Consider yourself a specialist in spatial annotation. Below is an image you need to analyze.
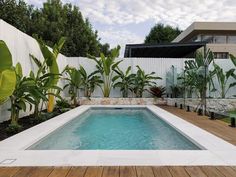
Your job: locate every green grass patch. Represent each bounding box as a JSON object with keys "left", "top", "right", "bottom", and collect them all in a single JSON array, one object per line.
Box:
[
  {"left": 219, "top": 110, "right": 236, "bottom": 124},
  {"left": 220, "top": 117, "right": 231, "bottom": 124}
]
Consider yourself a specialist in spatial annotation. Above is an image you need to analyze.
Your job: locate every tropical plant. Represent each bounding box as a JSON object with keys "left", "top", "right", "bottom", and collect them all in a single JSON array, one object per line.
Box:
[
  {"left": 183, "top": 50, "right": 214, "bottom": 112},
  {"left": 79, "top": 65, "right": 102, "bottom": 98},
  {"left": 133, "top": 66, "right": 161, "bottom": 98},
  {"left": 230, "top": 54, "right": 236, "bottom": 76},
  {"left": 113, "top": 66, "right": 136, "bottom": 97},
  {"left": 0, "top": 40, "right": 16, "bottom": 104},
  {"left": 87, "top": 45, "right": 122, "bottom": 97},
  {"left": 170, "top": 85, "right": 183, "bottom": 98},
  {"left": 149, "top": 86, "right": 166, "bottom": 98},
  {"left": 9, "top": 63, "right": 47, "bottom": 130},
  {"left": 211, "top": 62, "right": 236, "bottom": 98},
  {"left": 36, "top": 36, "right": 66, "bottom": 112},
  {"left": 56, "top": 98, "right": 71, "bottom": 109},
  {"left": 29, "top": 53, "right": 62, "bottom": 118},
  {"left": 63, "top": 65, "right": 82, "bottom": 107}
]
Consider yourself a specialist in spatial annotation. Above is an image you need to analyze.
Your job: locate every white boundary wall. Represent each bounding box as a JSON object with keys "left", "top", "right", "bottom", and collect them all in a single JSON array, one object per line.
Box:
[{"left": 0, "top": 19, "right": 236, "bottom": 122}]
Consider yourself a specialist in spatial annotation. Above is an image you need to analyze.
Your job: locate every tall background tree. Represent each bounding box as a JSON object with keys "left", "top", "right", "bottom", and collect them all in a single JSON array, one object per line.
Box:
[
  {"left": 145, "top": 23, "right": 182, "bottom": 44},
  {"left": 0, "top": 0, "right": 111, "bottom": 57}
]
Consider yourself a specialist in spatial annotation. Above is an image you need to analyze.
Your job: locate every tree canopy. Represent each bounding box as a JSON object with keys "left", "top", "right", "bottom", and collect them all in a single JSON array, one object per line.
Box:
[
  {"left": 145, "top": 23, "right": 182, "bottom": 44},
  {"left": 0, "top": 0, "right": 110, "bottom": 57}
]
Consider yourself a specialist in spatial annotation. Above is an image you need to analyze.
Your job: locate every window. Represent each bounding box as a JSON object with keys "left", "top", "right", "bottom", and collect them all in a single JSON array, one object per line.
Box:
[
  {"left": 213, "top": 36, "right": 226, "bottom": 44},
  {"left": 191, "top": 35, "right": 201, "bottom": 42},
  {"left": 201, "top": 35, "right": 213, "bottom": 43},
  {"left": 213, "top": 52, "right": 229, "bottom": 59},
  {"left": 228, "top": 36, "right": 236, "bottom": 44}
]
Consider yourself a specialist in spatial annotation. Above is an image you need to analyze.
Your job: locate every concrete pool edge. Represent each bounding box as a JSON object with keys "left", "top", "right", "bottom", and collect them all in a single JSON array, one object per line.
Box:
[{"left": 0, "top": 105, "right": 236, "bottom": 166}]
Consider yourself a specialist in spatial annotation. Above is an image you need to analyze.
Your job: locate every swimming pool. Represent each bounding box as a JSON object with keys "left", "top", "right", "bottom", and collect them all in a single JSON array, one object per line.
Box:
[
  {"left": 0, "top": 105, "right": 235, "bottom": 166},
  {"left": 29, "top": 108, "right": 200, "bottom": 150}
]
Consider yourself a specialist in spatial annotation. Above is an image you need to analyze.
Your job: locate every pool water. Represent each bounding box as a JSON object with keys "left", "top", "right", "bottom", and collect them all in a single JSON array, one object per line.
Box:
[{"left": 29, "top": 108, "right": 201, "bottom": 150}]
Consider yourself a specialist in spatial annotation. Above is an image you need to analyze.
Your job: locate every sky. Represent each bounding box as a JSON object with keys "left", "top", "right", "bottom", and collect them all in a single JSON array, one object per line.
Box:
[{"left": 26, "top": 0, "right": 236, "bottom": 55}]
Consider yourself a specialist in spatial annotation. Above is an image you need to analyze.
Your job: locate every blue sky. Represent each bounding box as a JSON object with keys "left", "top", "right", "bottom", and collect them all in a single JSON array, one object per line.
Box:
[{"left": 26, "top": 0, "right": 236, "bottom": 55}]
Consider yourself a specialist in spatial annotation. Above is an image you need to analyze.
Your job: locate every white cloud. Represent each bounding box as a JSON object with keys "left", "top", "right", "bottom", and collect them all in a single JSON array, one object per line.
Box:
[
  {"left": 26, "top": 0, "right": 236, "bottom": 52},
  {"left": 98, "top": 28, "right": 143, "bottom": 56},
  {"left": 75, "top": 0, "right": 236, "bottom": 29}
]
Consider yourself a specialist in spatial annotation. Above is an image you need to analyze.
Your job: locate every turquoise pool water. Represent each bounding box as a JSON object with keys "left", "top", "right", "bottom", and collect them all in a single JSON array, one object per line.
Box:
[{"left": 29, "top": 108, "right": 201, "bottom": 150}]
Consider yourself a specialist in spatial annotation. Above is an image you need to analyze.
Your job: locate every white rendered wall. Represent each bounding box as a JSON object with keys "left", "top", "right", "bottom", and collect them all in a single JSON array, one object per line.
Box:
[{"left": 0, "top": 19, "right": 236, "bottom": 122}]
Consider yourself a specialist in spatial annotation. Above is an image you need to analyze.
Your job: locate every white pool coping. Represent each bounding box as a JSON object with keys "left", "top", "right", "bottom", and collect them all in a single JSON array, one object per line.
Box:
[{"left": 0, "top": 105, "right": 236, "bottom": 166}]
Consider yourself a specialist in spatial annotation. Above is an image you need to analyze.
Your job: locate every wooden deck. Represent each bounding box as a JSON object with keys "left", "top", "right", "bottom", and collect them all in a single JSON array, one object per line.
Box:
[
  {"left": 1, "top": 105, "right": 236, "bottom": 176},
  {"left": 159, "top": 105, "right": 236, "bottom": 146},
  {"left": 0, "top": 166, "right": 236, "bottom": 177}
]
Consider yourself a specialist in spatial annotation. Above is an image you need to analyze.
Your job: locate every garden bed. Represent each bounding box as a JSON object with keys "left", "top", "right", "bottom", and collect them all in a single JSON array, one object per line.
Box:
[{"left": 0, "top": 108, "right": 70, "bottom": 141}]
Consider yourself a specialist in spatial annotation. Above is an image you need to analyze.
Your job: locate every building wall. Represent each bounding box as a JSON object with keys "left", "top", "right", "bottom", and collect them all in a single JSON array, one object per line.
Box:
[
  {"left": 207, "top": 43, "right": 236, "bottom": 57},
  {"left": 173, "top": 22, "right": 236, "bottom": 43}
]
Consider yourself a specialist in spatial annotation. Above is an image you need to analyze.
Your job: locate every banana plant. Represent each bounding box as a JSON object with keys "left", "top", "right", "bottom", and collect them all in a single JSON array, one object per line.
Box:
[
  {"left": 63, "top": 65, "right": 82, "bottom": 107},
  {"left": 0, "top": 40, "right": 16, "bottom": 104},
  {"left": 230, "top": 54, "right": 236, "bottom": 67},
  {"left": 113, "top": 66, "right": 136, "bottom": 97},
  {"left": 29, "top": 54, "right": 62, "bottom": 118},
  {"left": 133, "top": 66, "right": 162, "bottom": 98},
  {"left": 9, "top": 63, "right": 47, "bottom": 128},
  {"left": 183, "top": 50, "right": 214, "bottom": 113},
  {"left": 212, "top": 62, "right": 236, "bottom": 98},
  {"left": 87, "top": 45, "right": 122, "bottom": 97},
  {"left": 79, "top": 65, "right": 102, "bottom": 98},
  {"left": 230, "top": 54, "right": 236, "bottom": 80},
  {"left": 36, "top": 37, "right": 65, "bottom": 112}
]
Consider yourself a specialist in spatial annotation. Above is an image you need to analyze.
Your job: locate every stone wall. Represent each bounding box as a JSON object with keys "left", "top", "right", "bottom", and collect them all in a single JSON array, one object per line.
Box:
[
  {"left": 166, "top": 98, "right": 236, "bottom": 113},
  {"left": 80, "top": 97, "right": 167, "bottom": 105}
]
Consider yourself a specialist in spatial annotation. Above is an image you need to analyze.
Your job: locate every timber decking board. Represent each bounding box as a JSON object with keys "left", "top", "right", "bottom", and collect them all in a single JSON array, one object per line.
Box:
[
  {"left": 168, "top": 166, "right": 190, "bottom": 177},
  {"left": 158, "top": 105, "right": 236, "bottom": 146},
  {"left": 47, "top": 167, "right": 71, "bottom": 177},
  {"left": 136, "top": 167, "right": 155, "bottom": 177},
  {"left": 0, "top": 167, "right": 20, "bottom": 177},
  {"left": 152, "top": 166, "right": 172, "bottom": 177},
  {"left": 184, "top": 166, "right": 207, "bottom": 177},
  {"left": 216, "top": 166, "right": 236, "bottom": 177},
  {"left": 120, "top": 166, "right": 137, "bottom": 177},
  {"left": 102, "top": 167, "right": 119, "bottom": 177},
  {"left": 83, "top": 167, "right": 103, "bottom": 177},
  {"left": 0, "top": 166, "right": 235, "bottom": 177},
  {"left": 201, "top": 166, "right": 225, "bottom": 177},
  {"left": 66, "top": 167, "right": 87, "bottom": 177}
]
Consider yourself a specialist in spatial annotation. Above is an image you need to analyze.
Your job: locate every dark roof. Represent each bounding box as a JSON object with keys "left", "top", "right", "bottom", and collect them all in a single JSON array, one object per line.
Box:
[{"left": 124, "top": 42, "right": 206, "bottom": 58}]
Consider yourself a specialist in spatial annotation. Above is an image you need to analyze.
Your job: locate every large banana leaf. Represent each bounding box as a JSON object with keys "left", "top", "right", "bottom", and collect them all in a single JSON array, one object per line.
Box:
[
  {"left": 15, "top": 63, "right": 23, "bottom": 78},
  {"left": 230, "top": 54, "right": 236, "bottom": 67},
  {"left": 0, "top": 40, "right": 12, "bottom": 71},
  {"left": 36, "top": 37, "right": 65, "bottom": 87},
  {"left": 0, "top": 40, "right": 16, "bottom": 103},
  {"left": 0, "top": 69, "right": 16, "bottom": 103}
]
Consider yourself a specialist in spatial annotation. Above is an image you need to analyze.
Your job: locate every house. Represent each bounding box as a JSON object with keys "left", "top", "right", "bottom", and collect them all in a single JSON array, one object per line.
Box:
[
  {"left": 125, "top": 22, "right": 236, "bottom": 59},
  {"left": 173, "top": 22, "right": 236, "bottom": 59}
]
